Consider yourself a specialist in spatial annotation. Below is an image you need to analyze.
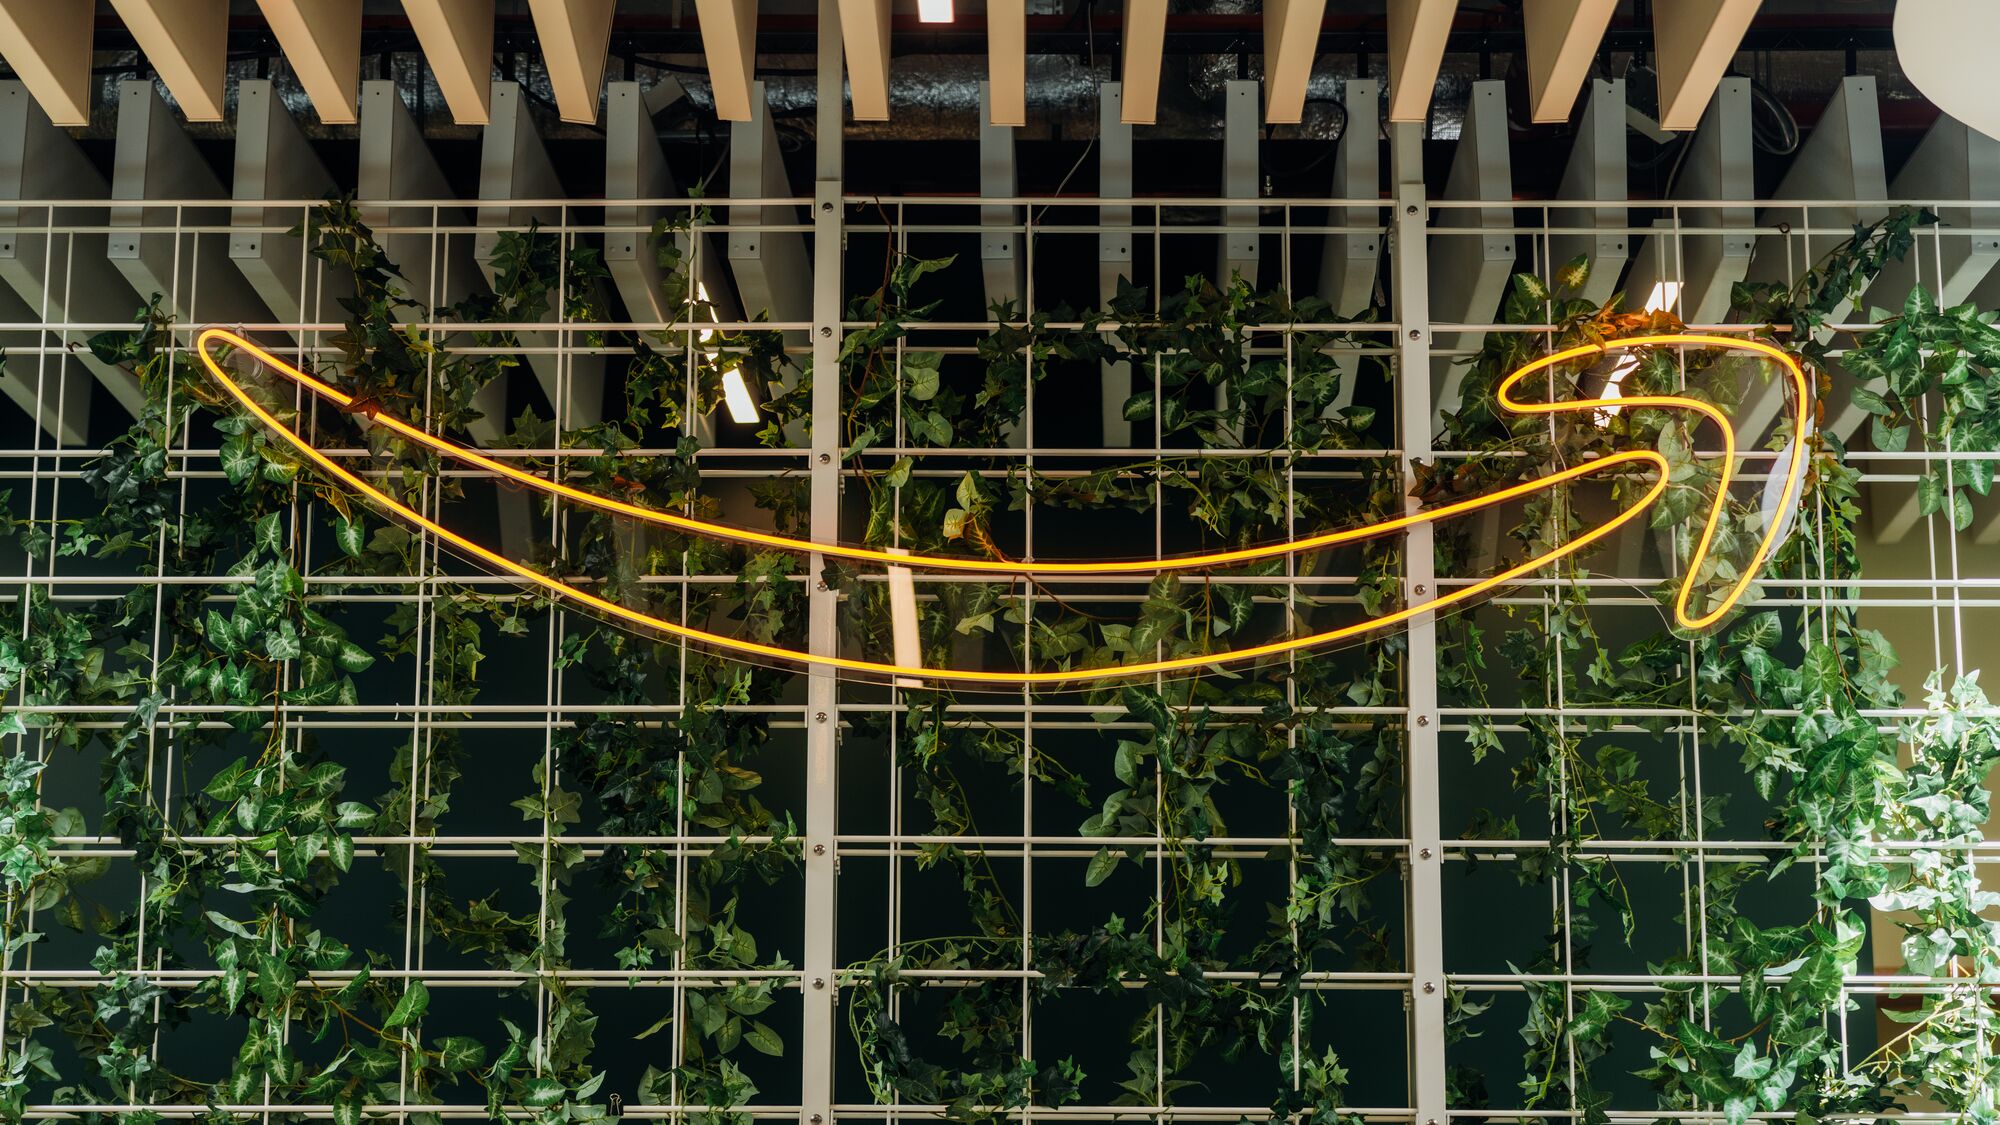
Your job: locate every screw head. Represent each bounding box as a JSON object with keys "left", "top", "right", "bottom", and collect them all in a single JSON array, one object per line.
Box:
[
  {"left": 1416, "top": 715, "right": 1430, "bottom": 727},
  {"left": 812, "top": 1117, "right": 824, "bottom": 1125},
  {"left": 817, "top": 452, "right": 832, "bottom": 464},
  {"left": 1418, "top": 847, "right": 1433, "bottom": 860},
  {"left": 819, "top": 325, "right": 833, "bottom": 338},
  {"left": 1408, "top": 328, "right": 1422, "bottom": 341},
  {"left": 820, "top": 201, "right": 835, "bottom": 214},
  {"left": 1413, "top": 583, "right": 1427, "bottom": 596},
  {"left": 815, "top": 580, "right": 829, "bottom": 592},
  {"left": 815, "top": 711, "right": 829, "bottom": 723},
  {"left": 1405, "top": 203, "right": 1419, "bottom": 216},
  {"left": 813, "top": 843, "right": 826, "bottom": 855},
  {"left": 812, "top": 977, "right": 826, "bottom": 989},
  {"left": 1422, "top": 982, "right": 1437, "bottom": 994}
]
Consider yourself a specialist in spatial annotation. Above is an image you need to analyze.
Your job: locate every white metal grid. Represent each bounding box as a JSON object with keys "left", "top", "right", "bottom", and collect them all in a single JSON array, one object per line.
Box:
[{"left": 0, "top": 179, "right": 1992, "bottom": 1125}]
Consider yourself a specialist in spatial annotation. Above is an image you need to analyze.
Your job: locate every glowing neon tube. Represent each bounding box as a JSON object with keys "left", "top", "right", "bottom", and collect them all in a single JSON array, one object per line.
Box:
[{"left": 194, "top": 328, "right": 1809, "bottom": 684}]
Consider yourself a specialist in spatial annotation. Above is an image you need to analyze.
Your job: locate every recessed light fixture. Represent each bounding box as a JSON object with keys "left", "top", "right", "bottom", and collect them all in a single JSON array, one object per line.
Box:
[
  {"left": 917, "top": 0, "right": 954, "bottom": 22},
  {"left": 1643, "top": 280, "right": 1682, "bottom": 315},
  {"left": 721, "top": 368, "right": 762, "bottom": 424},
  {"left": 695, "top": 282, "right": 761, "bottom": 423}
]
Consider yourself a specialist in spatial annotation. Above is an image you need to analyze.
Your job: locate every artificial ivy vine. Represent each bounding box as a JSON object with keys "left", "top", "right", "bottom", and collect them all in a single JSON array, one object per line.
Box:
[{"left": 0, "top": 194, "right": 1991, "bottom": 1125}]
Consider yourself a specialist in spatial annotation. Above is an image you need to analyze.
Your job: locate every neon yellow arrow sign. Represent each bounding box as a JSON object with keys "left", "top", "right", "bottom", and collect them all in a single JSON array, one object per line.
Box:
[{"left": 195, "top": 328, "right": 1808, "bottom": 685}]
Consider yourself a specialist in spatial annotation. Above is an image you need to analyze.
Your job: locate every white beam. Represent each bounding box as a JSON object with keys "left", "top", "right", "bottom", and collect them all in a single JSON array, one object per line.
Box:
[
  {"left": 1212, "top": 77, "right": 1261, "bottom": 444},
  {"left": 1654, "top": 0, "right": 1760, "bottom": 131},
  {"left": 401, "top": 0, "right": 495, "bottom": 125},
  {"left": 1625, "top": 76, "right": 1753, "bottom": 326},
  {"left": 1317, "top": 77, "right": 1381, "bottom": 416},
  {"left": 606, "top": 79, "right": 736, "bottom": 326},
  {"left": 1524, "top": 0, "right": 1615, "bottom": 123},
  {"left": 1262, "top": 0, "right": 1327, "bottom": 124},
  {"left": 728, "top": 81, "right": 812, "bottom": 333},
  {"left": 0, "top": 83, "right": 137, "bottom": 438},
  {"left": 839, "top": 0, "right": 892, "bottom": 121},
  {"left": 109, "top": 80, "right": 272, "bottom": 326},
  {"left": 695, "top": 0, "right": 758, "bottom": 121},
  {"left": 1319, "top": 78, "right": 1381, "bottom": 317},
  {"left": 715, "top": 81, "right": 808, "bottom": 444},
  {"left": 108, "top": 0, "right": 228, "bottom": 122},
  {"left": 1121, "top": 0, "right": 1168, "bottom": 126},
  {"left": 255, "top": 0, "right": 362, "bottom": 125},
  {"left": 1550, "top": 78, "right": 1627, "bottom": 305},
  {"left": 1871, "top": 114, "right": 2000, "bottom": 545},
  {"left": 0, "top": 1, "right": 93, "bottom": 126},
  {"left": 979, "top": 82, "right": 1023, "bottom": 311},
  {"left": 1219, "top": 78, "right": 1260, "bottom": 286},
  {"left": 0, "top": 283, "right": 89, "bottom": 445},
  {"left": 1872, "top": 114, "right": 2000, "bottom": 311},
  {"left": 1386, "top": 0, "right": 1457, "bottom": 124},
  {"left": 356, "top": 79, "right": 494, "bottom": 417},
  {"left": 477, "top": 81, "right": 605, "bottom": 427},
  {"left": 357, "top": 79, "right": 528, "bottom": 551},
  {"left": 1743, "top": 76, "right": 1885, "bottom": 445},
  {"left": 979, "top": 81, "right": 1025, "bottom": 447},
  {"left": 605, "top": 78, "right": 728, "bottom": 446},
  {"left": 231, "top": 79, "right": 350, "bottom": 326},
  {"left": 1100, "top": 82, "right": 1134, "bottom": 445},
  {"left": 528, "top": 0, "right": 614, "bottom": 123},
  {"left": 1429, "top": 79, "right": 1514, "bottom": 419},
  {"left": 988, "top": 0, "right": 1026, "bottom": 126}
]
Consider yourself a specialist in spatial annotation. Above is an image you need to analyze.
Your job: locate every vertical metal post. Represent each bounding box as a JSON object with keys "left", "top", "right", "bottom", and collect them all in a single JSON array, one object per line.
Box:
[
  {"left": 802, "top": 2, "right": 844, "bottom": 1123},
  {"left": 1389, "top": 121, "right": 1447, "bottom": 1125}
]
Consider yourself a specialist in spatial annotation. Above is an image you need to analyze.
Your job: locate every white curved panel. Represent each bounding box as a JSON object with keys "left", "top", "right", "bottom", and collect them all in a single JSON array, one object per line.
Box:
[{"left": 1896, "top": 0, "right": 2000, "bottom": 142}]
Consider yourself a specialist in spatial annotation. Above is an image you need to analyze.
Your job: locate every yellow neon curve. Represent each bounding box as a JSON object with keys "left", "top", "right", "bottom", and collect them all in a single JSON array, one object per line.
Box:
[{"left": 194, "top": 328, "right": 1809, "bottom": 684}]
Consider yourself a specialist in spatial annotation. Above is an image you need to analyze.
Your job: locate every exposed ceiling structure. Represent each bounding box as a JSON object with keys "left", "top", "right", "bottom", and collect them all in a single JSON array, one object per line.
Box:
[
  {"left": 0, "top": 1, "right": 1977, "bottom": 544},
  {"left": 0, "top": 2, "right": 1783, "bottom": 134}
]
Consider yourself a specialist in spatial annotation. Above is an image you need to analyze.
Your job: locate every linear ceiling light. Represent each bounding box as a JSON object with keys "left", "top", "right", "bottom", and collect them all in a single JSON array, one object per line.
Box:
[{"left": 197, "top": 329, "right": 1807, "bottom": 682}]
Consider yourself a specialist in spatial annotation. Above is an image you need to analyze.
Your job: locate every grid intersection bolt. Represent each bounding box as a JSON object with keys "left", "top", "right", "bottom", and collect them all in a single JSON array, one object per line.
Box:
[
  {"left": 1405, "top": 204, "right": 1419, "bottom": 216},
  {"left": 1416, "top": 715, "right": 1430, "bottom": 727},
  {"left": 1418, "top": 847, "right": 1432, "bottom": 860},
  {"left": 1408, "top": 329, "right": 1423, "bottom": 341},
  {"left": 815, "top": 711, "right": 829, "bottom": 723},
  {"left": 817, "top": 452, "right": 832, "bottom": 464},
  {"left": 813, "top": 977, "right": 826, "bottom": 989},
  {"left": 820, "top": 201, "right": 835, "bottom": 214},
  {"left": 1422, "top": 981, "right": 1437, "bottom": 994},
  {"left": 816, "top": 580, "right": 829, "bottom": 592},
  {"left": 819, "top": 325, "right": 834, "bottom": 338},
  {"left": 811, "top": 1117, "right": 824, "bottom": 1125},
  {"left": 813, "top": 843, "right": 826, "bottom": 855},
  {"left": 1413, "top": 584, "right": 1427, "bottom": 596}
]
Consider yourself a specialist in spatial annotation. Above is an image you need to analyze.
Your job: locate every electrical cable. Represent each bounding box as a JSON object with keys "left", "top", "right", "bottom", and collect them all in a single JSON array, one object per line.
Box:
[{"left": 1748, "top": 77, "right": 1801, "bottom": 156}]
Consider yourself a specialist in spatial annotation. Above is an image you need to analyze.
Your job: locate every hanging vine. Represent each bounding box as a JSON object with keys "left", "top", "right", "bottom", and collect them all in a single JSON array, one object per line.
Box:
[{"left": 0, "top": 192, "right": 1990, "bottom": 1125}]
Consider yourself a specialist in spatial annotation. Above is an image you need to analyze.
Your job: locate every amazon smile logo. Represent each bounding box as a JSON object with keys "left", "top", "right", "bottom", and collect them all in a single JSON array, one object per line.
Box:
[{"left": 194, "top": 327, "right": 1809, "bottom": 686}]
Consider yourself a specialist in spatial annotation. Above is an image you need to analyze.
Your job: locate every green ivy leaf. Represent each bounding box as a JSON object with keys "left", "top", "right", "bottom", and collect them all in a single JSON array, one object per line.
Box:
[
  {"left": 384, "top": 980, "right": 429, "bottom": 1030},
  {"left": 520, "top": 1077, "right": 567, "bottom": 1107},
  {"left": 332, "top": 1087, "right": 363, "bottom": 1125},
  {"left": 334, "top": 517, "right": 366, "bottom": 557},
  {"left": 436, "top": 1036, "right": 486, "bottom": 1073},
  {"left": 743, "top": 1020, "right": 784, "bottom": 1057},
  {"left": 1084, "top": 846, "right": 1125, "bottom": 887}
]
